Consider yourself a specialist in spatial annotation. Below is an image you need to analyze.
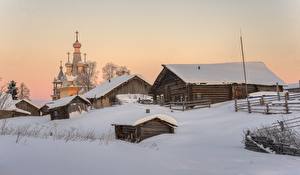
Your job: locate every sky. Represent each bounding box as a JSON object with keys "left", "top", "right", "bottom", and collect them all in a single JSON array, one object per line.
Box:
[{"left": 0, "top": 0, "right": 299, "bottom": 100}]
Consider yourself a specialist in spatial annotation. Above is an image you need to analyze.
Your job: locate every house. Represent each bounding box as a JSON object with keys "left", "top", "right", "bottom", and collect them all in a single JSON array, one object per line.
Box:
[
  {"left": 0, "top": 108, "right": 30, "bottom": 119},
  {"left": 112, "top": 114, "right": 177, "bottom": 143},
  {"left": 151, "top": 62, "right": 285, "bottom": 104},
  {"left": 285, "top": 81, "right": 300, "bottom": 93},
  {"left": 44, "top": 95, "right": 91, "bottom": 120},
  {"left": 14, "top": 99, "right": 41, "bottom": 116},
  {"left": 84, "top": 74, "right": 151, "bottom": 108}
]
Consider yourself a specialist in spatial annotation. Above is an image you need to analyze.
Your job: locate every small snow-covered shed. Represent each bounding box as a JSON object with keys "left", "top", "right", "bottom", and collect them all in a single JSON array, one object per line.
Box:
[
  {"left": 112, "top": 114, "right": 177, "bottom": 143},
  {"left": 285, "top": 81, "right": 300, "bottom": 93},
  {"left": 151, "top": 62, "right": 285, "bottom": 103},
  {"left": 44, "top": 95, "right": 91, "bottom": 120},
  {"left": 83, "top": 75, "right": 151, "bottom": 108},
  {"left": 14, "top": 99, "right": 40, "bottom": 116}
]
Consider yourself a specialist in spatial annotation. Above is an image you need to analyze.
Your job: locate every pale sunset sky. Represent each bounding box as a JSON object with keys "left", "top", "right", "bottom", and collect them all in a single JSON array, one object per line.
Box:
[{"left": 0, "top": 0, "right": 299, "bottom": 100}]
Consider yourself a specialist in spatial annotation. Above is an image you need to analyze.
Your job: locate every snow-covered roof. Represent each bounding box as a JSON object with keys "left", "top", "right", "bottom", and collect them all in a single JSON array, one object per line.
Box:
[
  {"left": 13, "top": 99, "right": 40, "bottom": 109},
  {"left": 113, "top": 114, "right": 177, "bottom": 126},
  {"left": 285, "top": 83, "right": 300, "bottom": 90},
  {"left": 46, "top": 95, "right": 90, "bottom": 110},
  {"left": 84, "top": 74, "right": 142, "bottom": 99},
  {"left": 164, "top": 62, "right": 285, "bottom": 85}
]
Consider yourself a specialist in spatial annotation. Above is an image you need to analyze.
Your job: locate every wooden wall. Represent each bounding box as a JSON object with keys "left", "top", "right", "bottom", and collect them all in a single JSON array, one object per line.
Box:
[
  {"left": 93, "top": 76, "right": 151, "bottom": 108},
  {"left": 114, "top": 118, "right": 175, "bottom": 143},
  {"left": 15, "top": 101, "right": 40, "bottom": 116},
  {"left": 0, "top": 110, "right": 29, "bottom": 119}
]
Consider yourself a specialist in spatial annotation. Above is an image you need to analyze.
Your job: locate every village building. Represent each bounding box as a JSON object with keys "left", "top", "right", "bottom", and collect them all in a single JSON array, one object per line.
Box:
[
  {"left": 112, "top": 114, "right": 177, "bottom": 143},
  {"left": 83, "top": 74, "right": 151, "bottom": 108},
  {"left": 13, "top": 99, "right": 41, "bottom": 116},
  {"left": 151, "top": 62, "right": 285, "bottom": 104},
  {"left": 0, "top": 108, "right": 30, "bottom": 119},
  {"left": 285, "top": 81, "right": 300, "bottom": 93},
  {"left": 43, "top": 95, "right": 91, "bottom": 120},
  {"left": 52, "top": 31, "right": 94, "bottom": 100}
]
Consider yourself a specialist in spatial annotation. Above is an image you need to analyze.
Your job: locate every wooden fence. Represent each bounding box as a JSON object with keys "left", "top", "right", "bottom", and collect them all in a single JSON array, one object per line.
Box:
[
  {"left": 166, "top": 99, "right": 211, "bottom": 111},
  {"left": 235, "top": 92, "right": 300, "bottom": 114},
  {"left": 245, "top": 117, "right": 300, "bottom": 156}
]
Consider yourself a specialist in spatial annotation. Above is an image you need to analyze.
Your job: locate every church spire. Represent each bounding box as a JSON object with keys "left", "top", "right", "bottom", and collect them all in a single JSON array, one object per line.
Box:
[{"left": 75, "top": 30, "right": 79, "bottom": 41}]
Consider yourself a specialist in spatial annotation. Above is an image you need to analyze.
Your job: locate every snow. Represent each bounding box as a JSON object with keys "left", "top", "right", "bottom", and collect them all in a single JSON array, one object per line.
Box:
[
  {"left": 1, "top": 102, "right": 300, "bottom": 175},
  {"left": 165, "top": 62, "right": 285, "bottom": 85},
  {"left": 116, "top": 94, "right": 152, "bottom": 104},
  {"left": 285, "top": 83, "right": 300, "bottom": 90},
  {"left": 46, "top": 95, "right": 90, "bottom": 109},
  {"left": 249, "top": 91, "right": 286, "bottom": 98},
  {"left": 84, "top": 74, "right": 141, "bottom": 99},
  {"left": 132, "top": 114, "right": 177, "bottom": 126}
]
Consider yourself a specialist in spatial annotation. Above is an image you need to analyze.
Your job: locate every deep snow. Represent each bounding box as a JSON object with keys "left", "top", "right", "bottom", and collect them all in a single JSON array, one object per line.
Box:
[{"left": 1, "top": 101, "right": 300, "bottom": 175}]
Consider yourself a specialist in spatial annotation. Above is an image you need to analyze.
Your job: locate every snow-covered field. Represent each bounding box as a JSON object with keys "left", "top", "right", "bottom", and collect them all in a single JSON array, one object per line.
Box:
[{"left": 1, "top": 101, "right": 300, "bottom": 175}]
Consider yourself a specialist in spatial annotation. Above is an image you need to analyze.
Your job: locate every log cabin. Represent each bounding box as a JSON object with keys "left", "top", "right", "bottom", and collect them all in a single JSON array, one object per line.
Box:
[
  {"left": 14, "top": 99, "right": 41, "bottom": 116},
  {"left": 151, "top": 62, "right": 285, "bottom": 104},
  {"left": 44, "top": 95, "right": 91, "bottom": 120},
  {"left": 112, "top": 114, "right": 177, "bottom": 143},
  {"left": 83, "top": 74, "right": 151, "bottom": 108},
  {"left": 0, "top": 109, "right": 30, "bottom": 119}
]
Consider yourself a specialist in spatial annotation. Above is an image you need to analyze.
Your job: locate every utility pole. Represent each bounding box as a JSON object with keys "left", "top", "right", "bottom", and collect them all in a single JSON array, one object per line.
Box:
[{"left": 240, "top": 31, "right": 249, "bottom": 100}]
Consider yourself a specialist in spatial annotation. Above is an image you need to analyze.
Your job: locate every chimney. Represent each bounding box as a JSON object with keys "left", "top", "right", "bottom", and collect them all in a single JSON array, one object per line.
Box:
[{"left": 197, "top": 66, "right": 200, "bottom": 70}]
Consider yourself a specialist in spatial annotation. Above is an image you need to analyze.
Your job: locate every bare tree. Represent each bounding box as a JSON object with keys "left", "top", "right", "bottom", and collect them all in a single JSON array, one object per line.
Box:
[
  {"left": 18, "top": 82, "right": 30, "bottom": 100},
  {"left": 76, "top": 61, "right": 99, "bottom": 92},
  {"left": 116, "top": 66, "right": 130, "bottom": 76},
  {"left": 102, "top": 62, "right": 118, "bottom": 81}
]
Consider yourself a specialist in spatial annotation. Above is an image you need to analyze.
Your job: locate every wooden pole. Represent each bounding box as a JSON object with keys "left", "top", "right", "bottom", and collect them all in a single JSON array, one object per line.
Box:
[
  {"left": 240, "top": 32, "right": 249, "bottom": 100},
  {"left": 247, "top": 100, "right": 252, "bottom": 113},
  {"left": 276, "top": 82, "right": 280, "bottom": 101},
  {"left": 265, "top": 103, "right": 269, "bottom": 114},
  {"left": 285, "top": 93, "right": 289, "bottom": 114},
  {"left": 234, "top": 99, "right": 238, "bottom": 112}
]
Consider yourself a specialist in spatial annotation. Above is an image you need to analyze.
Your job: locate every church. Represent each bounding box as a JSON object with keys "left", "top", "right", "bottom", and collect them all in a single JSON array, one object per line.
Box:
[{"left": 52, "top": 31, "right": 93, "bottom": 100}]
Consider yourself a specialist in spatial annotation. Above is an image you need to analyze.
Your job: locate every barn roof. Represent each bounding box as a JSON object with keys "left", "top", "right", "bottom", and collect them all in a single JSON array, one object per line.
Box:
[
  {"left": 113, "top": 114, "right": 177, "bottom": 127},
  {"left": 13, "top": 99, "right": 40, "bottom": 109},
  {"left": 162, "top": 62, "right": 284, "bottom": 86},
  {"left": 46, "top": 95, "right": 90, "bottom": 110},
  {"left": 83, "top": 74, "right": 149, "bottom": 99}
]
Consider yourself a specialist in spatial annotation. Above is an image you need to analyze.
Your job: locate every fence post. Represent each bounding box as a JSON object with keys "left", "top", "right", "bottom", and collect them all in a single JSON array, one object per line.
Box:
[
  {"left": 276, "top": 82, "right": 280, "bottom": 101},
  {"left": 265, "top": 103, "right": 269, "bottom": 114},
  {"left": 234, "top": 99, "right": 238, "bottom": 112},
  {"left": 285, "top": 93, "right": 289, "bottom": 114},
  {"left": 182, "top": 101, "right": 185, "bottom": 111},
  {"left": 247, "top": 100, "right": 252, "bottom": 113},
  {"left": 260, "top": 96, "right": 265, "bottom": 106}
]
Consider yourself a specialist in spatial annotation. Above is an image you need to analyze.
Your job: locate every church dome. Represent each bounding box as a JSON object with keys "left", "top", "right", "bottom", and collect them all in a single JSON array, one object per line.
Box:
[{"left": 73, "top": 41, "right": 81, "bottom": 48}]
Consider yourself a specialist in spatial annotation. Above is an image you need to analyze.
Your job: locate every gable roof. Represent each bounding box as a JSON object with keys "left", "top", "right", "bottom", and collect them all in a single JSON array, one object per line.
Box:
[
  {"left": 112, "top": 114, "right": 178, "bottom": 127},
  {"left": 83, "top": 74, "right": 149, "bottom": 99},
  {"left": 161, "top": 62, "right": 284, "bottom": 86},
  {"left": 46, "top": 95, "right": 90, "bottom": 110},
  {"left": 13, "top": 99, "right": 40, "bottom": 109}
]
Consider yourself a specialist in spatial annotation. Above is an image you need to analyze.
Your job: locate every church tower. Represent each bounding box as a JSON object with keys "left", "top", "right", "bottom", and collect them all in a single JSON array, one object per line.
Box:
[{"left": 72, "top": 31, "right": 82, "bottom": 75}]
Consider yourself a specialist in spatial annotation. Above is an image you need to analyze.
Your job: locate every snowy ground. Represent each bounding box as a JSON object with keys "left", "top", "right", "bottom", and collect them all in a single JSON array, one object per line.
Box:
[{"left": 1, "top": 101, "right": 300, "bottom": 175}]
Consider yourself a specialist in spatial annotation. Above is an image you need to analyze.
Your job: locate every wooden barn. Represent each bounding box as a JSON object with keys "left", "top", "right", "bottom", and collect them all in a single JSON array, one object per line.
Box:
[
  {"left": 112, "top": 114, "right": 177, "bottom": 143},
  {"left": 151, "top": 62, "right": 285, "bottom": 104},
  {"left": 285, "top": 81, "right": 300, "bottom": 93},
  {"left": 44, "top": 95, "right": 91, "bottom": 120},
  {"left": 84, "top": 74, "right": 151, "bottom": 108},
  {"left": 14, "top": 99, "right": 40, "bottom": 116}
]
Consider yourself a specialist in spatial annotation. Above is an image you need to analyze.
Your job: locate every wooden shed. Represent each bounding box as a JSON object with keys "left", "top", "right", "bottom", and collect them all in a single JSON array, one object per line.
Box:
[
  {"left": 45, "top": 95, "right": 91, "bottom": 120},
  {"left": 14, "top": 99, "right": 40, "bottom": 116},
  {"left": 0, "top": 109, "right": 30, "bottom": 119},
  {"left": 84, "top": 74, "right": 151, "bottom": 108},
  {"left": 112, "top": 114, "right": 177, "bottom": 143},
  {"left": 151, "top": 62, "right": 284, "bottom": 104}
]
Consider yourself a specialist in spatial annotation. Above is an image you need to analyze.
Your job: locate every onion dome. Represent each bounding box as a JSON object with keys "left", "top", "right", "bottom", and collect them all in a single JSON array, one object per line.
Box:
[{"left": 73, "top": 31, "right": 81, "bottom": 48}]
